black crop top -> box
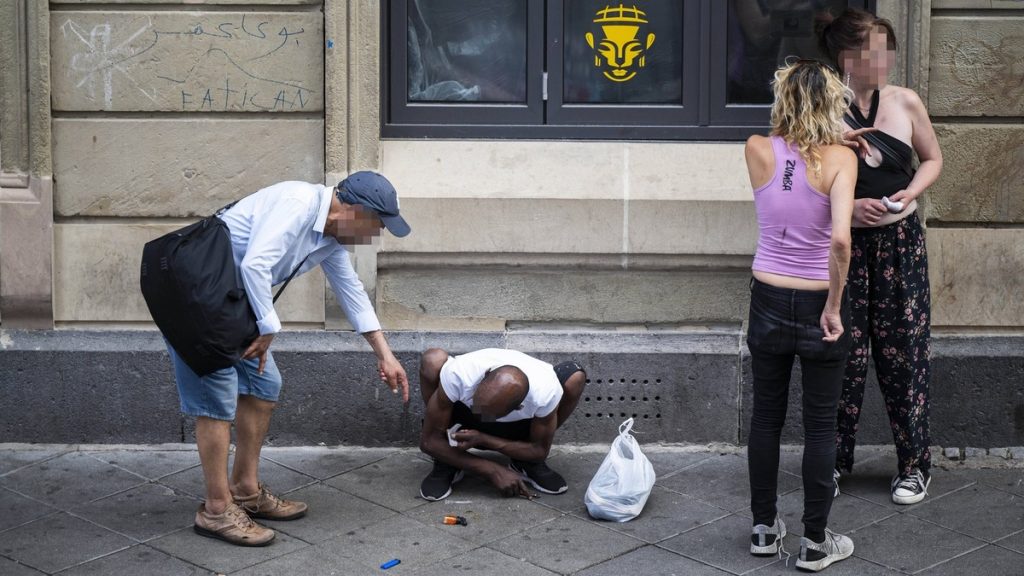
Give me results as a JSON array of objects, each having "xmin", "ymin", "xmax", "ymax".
[{"xmin": 849, "ymin": 90, "xmax": 915, "ymax": 200}]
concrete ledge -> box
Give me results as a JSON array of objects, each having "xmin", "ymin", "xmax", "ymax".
[
  {"xmin": 377, "ymin": 266, "xmax": 754, "ymax": 329},
  {"xmin": 382, "ymin": 198, "xmax": 758, "ymax": 256},
  {"xmin": 1, "ymin": 330, "xmax": 1021, "ymax": 447}
]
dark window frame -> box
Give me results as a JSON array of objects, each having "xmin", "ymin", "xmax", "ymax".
[
  {"xmin": 382, "ymin": 0, "xmax": 876, "ymax": 141},
  {"xmin": 387, "ymin": 0, "xmax": 546, "ymax": 126}
]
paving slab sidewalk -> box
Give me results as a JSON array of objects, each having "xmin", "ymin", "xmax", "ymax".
[{"xmin": 1, "ymin": 444, "xmax": 1022, "ymax": 575}]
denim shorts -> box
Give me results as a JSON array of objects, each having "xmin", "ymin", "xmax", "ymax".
[{"xmin": 165, "ymin": 341, "xmax": 282, "ymax": 421}]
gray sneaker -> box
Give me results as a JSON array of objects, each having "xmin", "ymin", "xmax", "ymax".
[
  {"xmin": 750, "ymin": 517, "xmax": 787, "ymax": 556},
  {"xmin": 796, "ymin": 528, "xmax": 854, "ymax": 572}
]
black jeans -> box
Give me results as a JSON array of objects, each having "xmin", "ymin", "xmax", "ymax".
[{"xmin": 747, "ymin": 278, "xmax": 850, "ymax": 541}]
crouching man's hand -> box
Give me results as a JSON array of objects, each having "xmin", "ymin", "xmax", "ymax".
[
  {"xmin": 451, "ymin": 429, "xmax": 485, "ymax": 451},
  {"xmin": 490, "ymin": 466, "xmax": 532, "ymax": 499}
]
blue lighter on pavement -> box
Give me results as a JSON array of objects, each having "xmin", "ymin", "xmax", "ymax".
[{"xmin": 381, "ymin": 559, "xmax": 401, "ymax": 570}]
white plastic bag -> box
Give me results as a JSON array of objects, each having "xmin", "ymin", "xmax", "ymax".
[{"xmin": 584, "ymin": 418, "xmax": 656, "ymax": 522}]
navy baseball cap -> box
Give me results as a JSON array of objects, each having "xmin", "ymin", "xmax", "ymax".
[{"xmin": 335, "ymin": 171, "xmax": 411, "ymax": 238}]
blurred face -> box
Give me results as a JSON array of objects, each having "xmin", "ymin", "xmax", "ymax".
[
  {"xmin": 471, "ymin": 371, "xmax": 524, "ymax": 421},
  {"xmin": 469, "ymin": 395, "xmax": 503, "ymax": 422},
  {"xmin": 333, "ymin": 204, "xmax": 384, "ymax": 246},
  {"xmin": 840, "ymin": 27, "xmax": 895, "ymax": 88}
]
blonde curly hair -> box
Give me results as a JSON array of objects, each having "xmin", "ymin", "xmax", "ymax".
[{"xmin": 769, "ymin": 60, "xmax": 851, "ymax": 174}]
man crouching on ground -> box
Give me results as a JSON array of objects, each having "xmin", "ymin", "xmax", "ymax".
[{"xmin": 418, "ymin": 348, "xmax": 586, "ymax": 500}]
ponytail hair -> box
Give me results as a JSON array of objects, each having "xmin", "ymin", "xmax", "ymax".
[{"xmin": 816, "ymin": 8, "xmax": 898, "ymax": 73}]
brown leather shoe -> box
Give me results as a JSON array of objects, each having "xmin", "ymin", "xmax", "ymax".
[
  {"xmin": 234, "ymin": 483, "xmax": 308, "ymax": 521},
  {"xmin": 193, "ymin": 502, "xmax": 275, "ymax": 547}
]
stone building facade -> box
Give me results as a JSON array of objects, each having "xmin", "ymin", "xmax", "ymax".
[{"xmin": 0, "ymin": 0, "xmax": 1021, "ymax": 447}]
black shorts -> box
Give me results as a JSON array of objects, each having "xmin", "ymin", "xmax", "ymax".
[{"xmin": 450, "ymin": 360, "xmax": 584, "ymax": 442}]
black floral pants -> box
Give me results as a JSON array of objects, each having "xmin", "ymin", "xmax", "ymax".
[{"xmin": 836, "ymin": 212, "xmax": 931, "ymax": 476}]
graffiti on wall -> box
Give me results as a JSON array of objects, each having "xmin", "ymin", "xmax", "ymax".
[
  {"xmin": 931, "ymin": 25, "xmax": 1024, "ymax": 116},
  {"xmin": 56, "ymin": 13, "xmax": 322, "ymax": 112}
]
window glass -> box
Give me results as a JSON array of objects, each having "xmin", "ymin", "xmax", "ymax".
[
  {"xmin": 406, "ymin": 0, "xmax": 528, "ymax": 103},
  {"xmin": 727, "ymin": 0, "xmax": 848, "ymax": 105},
  {"xmin": 563, "ymin": 1, "xmax": 684, "ymax": 105}
]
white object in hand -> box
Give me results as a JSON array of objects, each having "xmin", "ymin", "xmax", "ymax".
[
  {"xmin": 447, "ymin": 423, "xmax": 462, "ymax": 447},
  {"xmin": 881, "ymin": 196, "xmax": 904, "ymax": 214}
]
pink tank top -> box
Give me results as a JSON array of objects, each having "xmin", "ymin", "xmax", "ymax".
[{"xmin": 751, "ymin": 136, "xmax": 832, "ymax": 281}]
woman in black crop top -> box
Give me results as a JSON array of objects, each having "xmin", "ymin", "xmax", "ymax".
[{"xmin": 820, "ymin": 8, "xmax": 943, "ymax": 507}]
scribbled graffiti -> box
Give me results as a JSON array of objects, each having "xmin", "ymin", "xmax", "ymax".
[
  {"xmin": 56, "ymin": 13, "xmax": 322, "ymax": 111},
  {"xmin": 940, "ymin": 34, "xmax": 1024, "ymax": 112}
]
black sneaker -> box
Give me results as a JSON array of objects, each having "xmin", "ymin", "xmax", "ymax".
[
  {"xmin": 419, "ymin": 461, "xmax": 464, "ymax": 501},
  {"xmin": 796, "ymin": 528, "xmax": 854, "ymax": 572},
  {"xmin": 750, "ymin": 517, "xmax": 787, "ymax": 556},
  {"xmin": 891, "ymin": 468, "xmax": 930, "ymax": 505},
  {"xmin": 509, "ymin": 460, "xmax": 567, "ymax": 495}
]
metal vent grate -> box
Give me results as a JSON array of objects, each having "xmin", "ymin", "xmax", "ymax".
[{"xmin": 580, "ymin": 377, "xmax": 663, "ymax": 420}]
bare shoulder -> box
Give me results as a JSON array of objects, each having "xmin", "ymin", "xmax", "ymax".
[
  {"xmin": 744, "ymin": 134, "xmax": 775, "ymax": 189},
  {"xmin": 818, "ymin": 145, "xmax": 856, "ymax": 194},
  {"xmin": 746, "ymin": 134, "xmax": 771, "ymax": 151},
  {"xmin": 745, "ymin": 134, "xmax": 772, "ymax": 160},
  {"xmin": 432, "ymin": 385, "xmax": 454, "ymax": 408},
  {"xmin": 822, "ymin": 143, "xmax": 857, "ymax": 166},
  {"xmin": 887, "ymin": 85, "xmax": 926, "ymax": 111}
]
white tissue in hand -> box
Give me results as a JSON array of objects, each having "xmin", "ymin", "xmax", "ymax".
[
  {"xmin": 881, "ymin": 196, "xmax": 904, "ymax": 214},
  {"xmin": 447, "ymin": 423, "xmax": 462, "ymax": 447}
]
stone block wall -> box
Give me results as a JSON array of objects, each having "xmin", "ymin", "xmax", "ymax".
[
  {"xmin": 30, "ymin": 0, "xmax": 1024, "ymax": 333},
  {"xmin": 47, "ymin": 0, "xmax": 326, "ymax": 326},
  {"xmin": 926, "ymin": 1, "xmax": 1024, "ymax": 328},
  {"xmin": 374, "ymin": 139, "xmax": 760, "ymax": 330}
]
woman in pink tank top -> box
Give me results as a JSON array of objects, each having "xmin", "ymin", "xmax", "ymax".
[{"xmin": 743, "ymin": 59, "xmax": 858, "ymax": 573}]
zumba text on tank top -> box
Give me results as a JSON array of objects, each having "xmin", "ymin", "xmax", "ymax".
[{"xmin": 751, "ymin": 136, "xmax": 833, "ymax": 281}]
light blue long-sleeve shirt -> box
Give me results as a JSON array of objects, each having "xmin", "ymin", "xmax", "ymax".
[{"xmin": 218, "ymin": 181, "xmax": 381, "ymax": 336}]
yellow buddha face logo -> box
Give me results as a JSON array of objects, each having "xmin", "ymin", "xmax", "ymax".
[{"xmin": 585, "ymin": 4, "xmax": 656, "ymax": 83}]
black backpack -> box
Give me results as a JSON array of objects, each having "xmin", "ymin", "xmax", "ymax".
[{"xmin": 140, "ymin": 205, "xmax": 305, "ymax": 376}]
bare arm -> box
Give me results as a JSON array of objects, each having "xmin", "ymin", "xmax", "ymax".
[
  {"xmin": 891, "ymin": 89, "xmax": 943, "ymax": 204},
  {"xmin": 744, "ymin": 134, "xmax": 774, "ymax": 191},
  {"xmin": 452, "ymin": 412, "xmax": 556, "ymax": 463},
  {"xmin": 822, "ymin": 146, "xmax": 857, "ymax": 341},
  {"xmin": 362, "ymin": 330, "xmax": 409, "ymax": 402}
]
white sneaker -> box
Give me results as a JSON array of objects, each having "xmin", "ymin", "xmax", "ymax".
[
  {"xmin": 833, "ymin": 468, "xmax": 841, "ymax": 498},
  {"xmin": 750, "ymin": 517, "xmax": 787, "ymax": 556},
  {"xmin": 891, "ymin": 469, "xmax": 930, "ymax": 505},
  {"xmin": 796, "ymin": 528, "xmax": 854, "ymax": 572}
]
